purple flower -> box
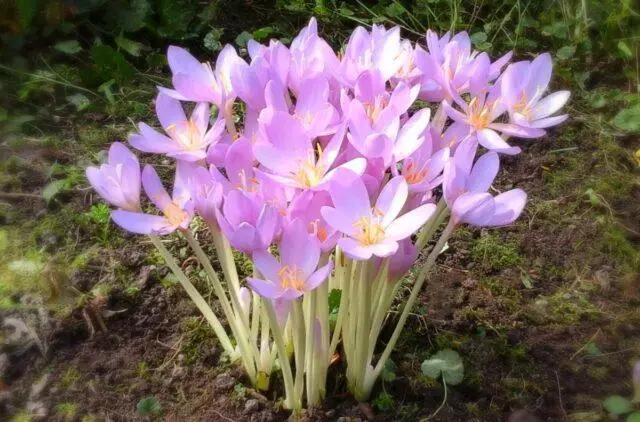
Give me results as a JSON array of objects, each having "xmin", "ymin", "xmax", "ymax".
[
  {"xmin": 339, "ymin": 25, "xmax": 403, "ymax": 85},
  {"xmin": 386, "ymin": 238, "xmax": 418, "ymax": 283},
  {"xmin": 443, "ymin": 138, "xmax": 526, "ymax": 227},
  {"xmin": 214, "ymin": 189, "xmax": 279, "ymax": 253},
  {"xmin": 111, "ymin": 164, "xmax": 193, "ymax": 235},
  {"xmin": 129, "ymin": 93, "xmax": 225, "ymax": 162},
  {"xmin": 86, "ymin": 142, "xmax": 141, "ymax": 212},
  {"xmin": 321, "ymin": 171, "xmax": 436, "ymax": 260},
  {"xmin": 288, "ymin": 190, "xmax": 339, "ymax": 252},
  {"xmin": 400, "ymin": 128, "xmax": 450, "ymax": 194},
  {"xmin": 255, "ymin": 110, "xmax": 365, "ymax": 190},
  {"xmin": 161, "ymin": 45, "xmax": 242, "ymax": 106},
  {"xmin": 442, "ymin": 82, "xmax": 545, "ymax": 155},
  {"xmin": 501, "ymin": 53, "xmax": 570, "ymax": 129},
  {"xmin": 247, "ymin": 219, "xmax": 333, "ymax": 301},
  {"xmin": 179, "ymin": 162, "xmax": 223, "ymax": 224}
]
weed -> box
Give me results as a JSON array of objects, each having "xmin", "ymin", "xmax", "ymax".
[
  {"xmin": 471, "ymin": 233, "xmax": 524, "ymax": 272},
  {"xmin": 59, "ymin": 367, "xmax": 81, "ymax": 389},
  {"xmin": 55, "ymin": 402, "xmax": 78, "ymax": 421}
]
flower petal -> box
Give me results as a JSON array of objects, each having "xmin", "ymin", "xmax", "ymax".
[{"xmin": 385, "ymin": 203, "xmax": 436, "ymax": 241}]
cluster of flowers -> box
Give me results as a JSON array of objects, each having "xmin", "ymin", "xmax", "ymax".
[{"xmin": 87, "ymin": 18, "xmax": 568, "ymax": 408}]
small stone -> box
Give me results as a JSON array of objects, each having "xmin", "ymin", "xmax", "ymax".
[
  {"xmin": 251, "ymin": 409, "xmax": 276, "ymax": 422},
  {"xmin": 325, "ymin": 409, "xmax": 336, "ymax": 418},
  {"xmin": 214, "ymin": 372, "xmax": 236, "ymax": 392},
  {"xmin": 244, "ymin": 399, "xmax": 261, "ymax": 414},
  {"xmin": 136, "ymin": 266, "xmax": 155, "ymax": 289},
  {"xmin": 508, "ymin": 410, "xmax": 541, "ymax": 422}
]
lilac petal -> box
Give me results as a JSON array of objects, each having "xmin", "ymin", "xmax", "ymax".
[
  {"xmin": 157, "ymin": 86, "xmax": 190, "ymax": 101},
  {"xmin": 233, "ymin": 223, "xmax": 259, "ymax": 252},
  {"xmin": 111, "ymin": 210, "xmax": 173, "ymax": 235},
  {"xmin": 376, "ymin": 176, "xmax": 409, "ymax": 227},
  {"xmin": 442, "ymin": 100, "xmax": 467, "ymax": 123},
  {"xmin": 527, "ymin": 114, "xmax": 568, "ymax": 129},
  {"xmin": 253, "ymin": 143, "xmax": 300, "ymax": 175},
  {"xmin": 394, "ymin": 108, "xmax": 431, "ymax": 161},
  {"xmin": 166, "ymin": 150, "xmax": 208, "ymax": 162},
  {"xmin": 191, "ymin": 102, "xmax": 210, "ymax": 135},
  {"xmin": 327, "ymin": 170, "xmax": 371, "ymax": 220},
  {"xmin": 486, "ymin": 188, "xmax": 527, "ymax": 226},
  {"xmin": 531, "ymin": 91, "xmax": 570, "ymax": 120},
  {"xmin": 526, "ymin": 53, "xmax": 552, "ymax": 99},
  {"xmin": 223, "ymin": 190, "xmax": 256, "ymax": 226},
  {"xmin": 452, "ymin": 192, "xmax": 494, "ymax": 226},
  {"xmin": 467, "ymin": 152, "xmax": 499, "ymax": 193},
  {"xmin": 369, "ymin": 240, "xmax": 399, "ymax": 258},
  {"xmin": 129, "ymin": 123, "xmax": 180, "ymax": 154},
  {"xmin": 167, "ymin": 46, "xmax": 205, "ymax": 77},
  {"xmin": 320, "ymin": 206, "xmax": 358, "ymax": 237},
  {"xmin": 109, "ymin": 141, "xmax": 138, "ymax": 165},
  {"xmin": 259, "ymin": 109, "xmax": 310, "ymax": 150},
  {"xmin": 338, "ymin": 237, "xmax": 374, "ymax": 261},
  {"xmin": 141, "ymin": 165, "xmax": 172, "ymax": 211},
  {"xmin": 488, "ymin": 123, "xmax": 545, "ymax": 139},
  {"xmin": 321, "ymin": 158, "xmax": 367, "ymax": 188},
  {"xmin": 501, "ymin": 61, "xmax": 530, "ymax": 106},
  {"xmin": 453, "ymin": 136, "xmax": 479, "ymax": 174},
  {"xmin": 173, "ymin": 73, "xmax": 220, "ymax": 104},
  {"xmin": 280, "ymin": 219, "xmax": 320, "ymax": 278},
  {"xmin": 252, "ymin": 251, "xmax": 282, "ymax": 283},
  {"xmin": 265, "ymin": 80, "xmax": 288, "ymax": 111},
  {"xmin": 156, "ymin": 93, "xmax": 187, "ymax": 130},
  {"xmin": 316, "ymin": 123, "xmax": 346, "ymax": 170},
  {"xmin": 272, "ymin": 298, "xmax": 291, "ymax": 327},
  {"xmin": 468, "ymin": 53, "xmax": 490, "ymax": 96},
  {"xmin": 477, "ymin": 129, "xmax": 517, "ymax": 152},
  {"xmin": 304, "ymin": 262, "xmax": 333, "ymax": 292},
  {"xmin": 489, "ymin": 51, "xmax": 513, "ymax": 80},
  {"xmin": 385, "ymin": 203, "xmax": 436, "ymax": 241},
  {"xmin": 355, "ymin": 69, "xmax": 385, "ymax": 103},
  {"xmin": 256, "ymin": 205, "xmax": 279, "ymax": 248},
  {"xmin": 247, "ymin": 277, "xmax": 281, "ymax": 299}
]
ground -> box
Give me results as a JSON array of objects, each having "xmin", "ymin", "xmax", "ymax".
[{"xmin": 0, "ymin": 2, "xmax": 639, "ymax": 421}]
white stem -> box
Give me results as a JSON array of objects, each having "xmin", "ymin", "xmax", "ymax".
[{"xmin": 264, "ymin": 300, "xmax": 297, "ymax": 409}]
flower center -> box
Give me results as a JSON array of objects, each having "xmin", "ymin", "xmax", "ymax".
[
  {"xmin": 353, "ymin": 213, "xmax": 385, "ymax": 246},
  {"xmin": 404, "ymin": 161, "xmax": 428, "ymax": 185},
  {"xmin": 235, "ymin": 169, "xmax": 260, "ymax": 192},
  {"xmin": 364, "ymin": 96, "xmax": 388, "ymax": 123},
  {"xmin": 167, "ymin": 120, "xmax": 202, "ymax": 150},
  {"xmin": 467, "ymin": 97, "xmax": 492, "ymax": 129},
  {"xmin": 309, "ymin": 220, "xmax": 328, "ymax": 243},
  {"xmin": 278, "ymin": 265, "xmax": 305, "ymax": 291},
  {"xmin": 163, "ymin": 203, "xmax": 188, "ymax": 227}
]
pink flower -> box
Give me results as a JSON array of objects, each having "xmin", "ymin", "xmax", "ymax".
[
  {"xmin": 111, "ymin": 164, "xmax": 193, "ymax": 235},
  {"xmin": 129, "ymin": 93, "xmax": 225, "ymax": 162},
  {"xmin": 86, "ymin": 142, "xmax": 141, "ymax": 212},
  {"xmin": 321, "ymin": 171, "xmax": 436, "ymax": 260},
  {"xmin": 247, "ymin": 219, "xmax": 333, "ymax": 300}
]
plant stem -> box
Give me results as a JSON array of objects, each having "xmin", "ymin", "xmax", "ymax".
[
  {"xmin": 181, "ymin": 230, "xmax": 258, "ymax": 380},
  {"xmin": 264, "ymin": 300, "xmax": 296, "ymax": 409},
  {"xmin": 417, "ymin": 198, "xmax": 449, "ymax": 251},
  {"xmin": 364, "ymin": 219, "xmax": 455, "ymax": 398},
  {"xmin": 304, "ymin": 290, "xmax": 317, "ymax": 406},
  {"xmin": 149, "ymin": 236, "xmax": 236, "ymax": 358},
  {"xmin": 291, "ymin": 299, "xmax": 306, "ymax": 405}
]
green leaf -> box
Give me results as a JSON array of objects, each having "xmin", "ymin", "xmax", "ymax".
[
  {"xmin": 585, "ymin": 342, "xmax": 601, "ymax": 356},
  {"xmin": 115, "ymin": 36, "xmax": 145, "ymax": 57},
  {"xmin": 381, "ymin": 359, "xmax": 397, "ymax": 382},
  {"xmin": 328, "ymin": 289, "xmax": 342, "ymax": 313},
  {"xmin": 385, "ymin": 3, "xmax": 405, "ymax": 18},
  {"xmin": 372, "ymin": 391, "xmax": 394, "ymax": 412},
  {"xmin": 252, "ymin": 27, "xmax": 275, "ymax": 41},
  {"xmin": 470, "ymin": 32, "xmax": 488, "ymax": 46},
  {"xmin": 339, "ymin": 5, "xmax": 354, "ymax": 16},
  {"xmin": 204, "ymin": 28, "xmax": 224, "ymax": 52},
  {"xmin": 627, "ymin": 412, "xmax": 640, "ymax": 422},
  {"xmin": 556, "ymin": 45, "xmax": 576, "ymax": 60},
  {"xmin": 235, "ymin": 31, "xmax": 252, "ymax": 48},
  {"xmin": 98, "ymin": 79, "xmax": 117, "ymax": 105},
  {"xmin": 17, "ymin": 0, "xmax": 39, "ymax": 30},
  {"xmin": 614, "ymin": 105, "xmax": 640, "ymax": 132},
  {"xmin": 43, "ymin": 180, "xmax": 66, "ymax": 203},
  {"xmin": 137, "ymin": 397, "xmax": 161, "ymax": 416},
  {"xmin": 421, "ymin": 349, "xmax": 464, "ymax": 385},
  {"xmin": 618, "ymin": 41, "xmax": 633, "ymax": 60},
  {"xmin": 603, "ymin": 395, "xmax": 633, "ymax": 415},
  {"xmin": 90, "ymin": 44, "xmax": 136, "ymax": 83},
  {"xmin": 66, "ymin": 94, "xmax": 91, "ymax": 111},
  {"xmin": 55, "ymin": 40, "xmax": 82, "ymax": 55}
]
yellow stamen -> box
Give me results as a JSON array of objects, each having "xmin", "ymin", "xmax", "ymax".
[
  {"xmin": 167, "ymin": 119, "xmax": 202, "ymax": 150},
  {"xmin": 353, "ymin": 216, "xmax": 385, "ymax": 246},
  {"xmin": 163, "ymin": 203, "xmax": 187, "ymax": 226},
  {"xmin": 278, "ymin": 265, "xmax": 305, "ymax": 291}
]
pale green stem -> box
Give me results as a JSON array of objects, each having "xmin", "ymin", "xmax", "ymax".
[
  {"xmin": 328, "ymin": 253, "xmax": 349, "ymax": 360},
  {"xmin": 291, "ymin": 299, "xmax": 306, "ymax": 405},
  {"xmin": 304, "ymin": 290, "xmax": 317, "ymax": 406},
  {"xmin": 149, "ymin": 236, "xmax": 236, "ymax": 359},
  {"xmin": 209, "ymin": 224, "xmax": 245, "ymax": 324},
  {"xmin": 181, "ymin": 230, "xmax": 258, "ymax": 380},
  {"xmin": 315, "ymin": 273, "xmax": 330, "ymax": 403},
  {"xmin": 364, "ymin": 220, "xmax": 456, "ymax": 398},
  {"xmin": 264, "ymin": 300, "xmax": 296, "ymax": 409}
]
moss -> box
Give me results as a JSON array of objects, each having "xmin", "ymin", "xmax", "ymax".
[
  {"xmin": 471, "ymin": 233, "xmax": 524, "ymax": 272},
  {"xmin": 181, "ymin": 316, "xmax": 218, "ymax": 365},
  {"xmin": 546, "ymin": 291, "xmax": 600, "ymax": 324},
  {"xmin": 59, "ymin": 367, "xmax": 81, "ymax": 389},
  {"xmin": 10, "ymin": 411, "xmax": 32, "ymax": 422},
  {"xmin": 586, "ymin": 366, "xmax": 609, "ymax": 381},
  {"xmin": 55, "ymin": 402, "xmax": 78, "ymax": 421},
  {"xmin": 600, "ymin": 223, "xmax": 640, "ymax": 273}
]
